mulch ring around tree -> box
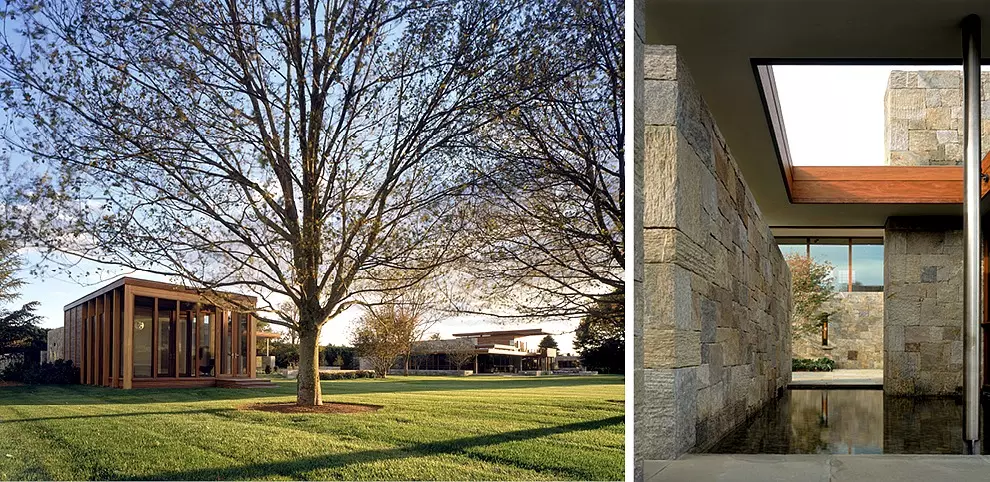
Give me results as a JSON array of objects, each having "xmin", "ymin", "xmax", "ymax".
[{"xmin": 240, "ymin": 401, "xmax": 383, "ymax": 414}]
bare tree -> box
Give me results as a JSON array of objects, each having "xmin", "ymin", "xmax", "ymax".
[
  {"xmin": 0, "ymin": 0, "xmax": 542, "ymax": 404},
  {"xmin": 445, "ymin": 340, "xmax": 477, "ymax": 372},
  {"xmin": 462, "ymin": 0, "xmax": 624, "ymax": 320}
]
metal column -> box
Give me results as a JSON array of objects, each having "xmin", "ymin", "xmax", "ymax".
[{"xmin": 963, "ymin": 13, "xmax": 982, "ymax": 456}]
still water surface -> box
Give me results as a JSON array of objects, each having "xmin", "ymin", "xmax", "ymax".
[{"xmin": 707, "ymin": 389, "xmax": 982, "ymax": 454}]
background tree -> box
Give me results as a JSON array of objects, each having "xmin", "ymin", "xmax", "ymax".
[
  {"xmin": 351, "ymin": 303, "xmax": 423, "ymax": 378},
  {"xmin": 538, "ymin": 335, "xmax": 558, "ymax": 350},
  {"xmin": 785, "ymin": 254, "xmax": 835, "ymax": 341},
  {"xmin": 0, "ymin": 301, "xmax": 45, "ymax": 361},
  {"xmin": 323, "ymin": 344, "xmax": 356, "ymax": 369},
  {"xmin": 463, "ymin": 0, "xmax": 623, "ymax": 319},
  {"xmin": 444, "ymin": 340, "xmax": 477, "ymax": 371},
  {"xmin": 0, "ymin": 240, "xmax": 45, "ymax": 363},
  {"xmin": 0, "ymin": 0, "xmax": 543, "ymax": 405},
  {"xmin": 573, "ymin": 290, "xmax": 622, "ymax": 373}
]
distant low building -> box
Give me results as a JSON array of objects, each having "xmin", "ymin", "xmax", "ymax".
[{"xmin": 388, "ymin": 328, "xmax": 560, "ymax": 375}]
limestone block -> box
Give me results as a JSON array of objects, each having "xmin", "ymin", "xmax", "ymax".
[
  {"xmin": 909, "ymin": 130, "xmax": 938, "ymax": 152},
  {"xmin": 917, "ymin": 71, "xmax": 961, "ymax": 89},
  {"xmin": 700, "ymin": 297, "xmax": 717, "ymax": 344},
  {"xmin": 642, "ymin": 263, "xmax": 694, "ymax": 331},
  {"xmin": 888, "ymin": 150, "xmax": 925, "ymax": 166},
  {"xmin": 944, "ymin": 143, "xmax": 963, "ymax": 162},
  {"xmin": 926, "ymin": 108, "xmax": 954, "ymax": 130},
  {"xmin": 887, "ymin": 121, "xmax": 909, "ymax": 150},
  {"xmin": 888, "ymin": 71, "xmax": 908, "ymax": 89},
  {"xmin": 644, "ymin": 80, "xmax": 677, "ymax": 125},
  {"xmin": 906, "ymin": 232, "xmax": 944, "ymax": 254},
  {"xmin": 643, "ymin": 126, "xmax": 677, "ymax": 228},
  {"xmin": 887, "ymin": 88, "xmax": 925, "ymax": 120},
  {"xmin": 673, "ymin": 367, "xmax": 698, "ymax": 450},
  {"xmin": 643, "ymin": 228, "xmax": 715, "ymax": 278},
  {"xmin": 904, "ymin": 325, "xmax": 932, "ymax": 344},
  {"xmin": 636, "ymin": 368, "xmax": 678, "ymax": 460},
  {"xmin": 643, "ymin": 45, "xmax": 677, "ymax": 80},
  {"xmin": 935, "ymin": 129, "xmax": 958, "ymax": 144}
]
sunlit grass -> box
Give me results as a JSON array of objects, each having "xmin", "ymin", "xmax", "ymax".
[{"xmin": 0, "ymin": 375, "xmax": 624, "ymax": 480}]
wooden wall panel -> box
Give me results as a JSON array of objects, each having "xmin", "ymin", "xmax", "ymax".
[
  {"xmin": 103, "ymin": 293, "xmax": 110, "ymax": 387},
  {"xmin": 791, "ymin": 166, "xmax": 963, "ymax": 203},
  {"xmin": 249, "ymin": 314, "xmax": 256, "ymax": 379},
  {"xmin": 111, "ymin": 290, "xmax": 120, "ymax": 388},
  {"xmin": 123, "ymin": 286, "xmax": 134, "ymax": 389},
  {"xmin": 789, "ymin": 152, "xmax": 990, "ymax": 204}
]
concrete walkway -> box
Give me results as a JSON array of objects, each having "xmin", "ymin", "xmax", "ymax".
[
  {"xmin": 645, "ymin": 455, "xmax": 990, "ymax": 481},
  {"xmin": 788, "ymin": 369, "xmax": 883, "ymax": 389}
]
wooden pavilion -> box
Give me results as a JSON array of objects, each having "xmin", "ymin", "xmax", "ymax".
[{"xmin": 62, "ymin": 277, "xmax": 265, "ymax": 389}]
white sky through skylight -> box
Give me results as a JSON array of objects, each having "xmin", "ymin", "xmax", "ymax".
[{"xmin": 773, "ymin": 64, "xmax": 980, "ymax": 166}]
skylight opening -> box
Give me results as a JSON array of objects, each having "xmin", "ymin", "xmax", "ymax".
[{"xmin": 765, "ymin": 63, "xmax": 990, "ymax": 167}]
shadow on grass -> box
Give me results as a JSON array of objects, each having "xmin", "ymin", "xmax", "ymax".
[
  {"xmin": 0, "ymin": 408, "xmax": 235, "ymax": 424},
  {"xmin": 318, "ymin": 375, "xmax": 625, "ymax": 396},
  {"xmin": 0, "ymin": 384, "xmax": 292, "ymax": 405},
  {"xmin": 136, "ymin": 415, "xmax": 624, "ymax": 481},
  {"xmin": 0, "ymin": 376, "xmax": 623, "ymax": 405}
]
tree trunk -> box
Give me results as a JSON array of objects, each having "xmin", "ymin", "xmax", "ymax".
[
  {"xmin": 296, "ymin": 328, "xmax": 322, "ymax": 406},
  {"xmin": 404, "ymin": 352, "xmax": 409, "ymax": 376}
]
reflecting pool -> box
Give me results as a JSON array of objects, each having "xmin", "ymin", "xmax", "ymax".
[{"xmin": 706, "ymin": 389, "xmax": 982, "ymax": 454}]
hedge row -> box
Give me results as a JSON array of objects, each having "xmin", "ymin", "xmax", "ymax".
[
  {"xmin": 0, "ymin": 360, "xmax": 79, "ymax": 384},
  {"xmin": 792, "ymin": 357, "xmax": 835, "ymax": 372},
  {"xmin": 318, "ymin": 370, "xmax": 377, "ymax": 380}
]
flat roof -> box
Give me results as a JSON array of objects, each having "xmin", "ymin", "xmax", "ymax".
[
  {"xmin": 63, "ymin": 276, "xmax": 257, "ymax": 311},
  {"xmin": 451, "ymin": 328, "xmax": 551, "ymax": 338},
  {"xmin": 645, "ymin": 0, "xmax": 990, "ymax": 226}
]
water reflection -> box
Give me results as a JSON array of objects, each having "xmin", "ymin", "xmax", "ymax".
[{"xmin": 707, "ymin": 389, "xmax": 978, "ymax": 454}]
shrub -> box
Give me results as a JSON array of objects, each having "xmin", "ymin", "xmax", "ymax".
[
  {"xmin": 319, "ymin": 370, "xmax": 376, "ymax": 380},
  {"xmin": 792, "ymin": 357, "xmax": 835, "ymax": 372},
  {"xmin": 1, "ymin": 360, "xmax": 79, "ymax": 384}
]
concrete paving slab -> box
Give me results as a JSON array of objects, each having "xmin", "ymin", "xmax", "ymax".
[
  {"xmin": 829, "ymin": 455, "xmax": 990, "ymax": 481},
  {"xmin": 647, "ymin": 454, "xmax": 830, "ymax": 482},
  {"xmin": 642, "ymin": 460, "xmax": 670, "ymax": 481},
  {"xmin": 789, "ymin": 369, "xmax": 883, "ymax": 389},
  {"xmin": 647, "ymin": 454, "xmax": 990, "ymax": 481}
]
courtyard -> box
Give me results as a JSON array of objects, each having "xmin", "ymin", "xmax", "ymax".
[{"xmin": 0, "ymin": 375, "xmax": 623, "ymax": 481}]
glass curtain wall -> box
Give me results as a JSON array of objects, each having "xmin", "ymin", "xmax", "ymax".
[
  {"xmin": 198, "ymin": 307, "xmax": 215, "ymax": 376},
  {"xmin": 157, "ymin": 299, "xmax": 176, "ymax": 377},
  {"xmin": 776, "ymin": 237, "xmax": 884, "ymax": 292},
  {"xmin": 133, "ymin": 296, "xmax": 154, "ymax": 377},
  {"xmin": 131, "ymin": 295, "xmax": 245, "ymax": 379}
]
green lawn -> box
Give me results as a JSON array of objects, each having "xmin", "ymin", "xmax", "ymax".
[{"xmin": 0, "ymin": 375, "xmax": 624, "ymax": 481}]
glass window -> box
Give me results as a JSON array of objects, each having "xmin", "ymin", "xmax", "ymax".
[
  {"xmin": 158, "ymin": 299, "xmax": 176, "ymax": 377},
  {"xmin": 222, "ymin": 312, "xmax": 232, "ymax": 375},
  {"xmin": 238, "ymin": 313, "xmax": 249, "ymax": 375},
  {"xmin": 852, "ymin": 243, "xmax": 884, "ymax": 292},
  {"xmin": 779, "ymin": 244, "xmax": 807, "ymax": 259},
  {"xmin": 809, "ymin": 239, "xmax": 849, "ymax": 292},
  {"xmin": 179, "ymin": 302, "xmax": 195, "ymax": 377},
  {"xmin": 133, "ymin": 296, "xmax": 154, "ymax": 378},
  {"xmin": 198, "ymin": 307, "xmax": 215, "ymax": 376}
]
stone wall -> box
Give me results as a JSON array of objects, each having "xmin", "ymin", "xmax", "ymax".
[
  {"xmin": 883, "ymin": 217, "xmax": 963, "ymax": 395},
  {"xmin": 884, "ymin": 70, "xmax": 990, "ymax": 166},
  {"xmin": 792, "ymin": 292, "xmax": 884, "ymax": 369},
  {"xmin": 47, "ymin": 326, "xmax": 64, "ymax": 362},
  {"xmin": 635, "ymin": 44, "xmax": 792, "ymax": 463}
]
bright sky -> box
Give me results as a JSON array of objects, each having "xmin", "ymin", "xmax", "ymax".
[
  {"xmin": 774, "ymin": 64, "xmax": 974, "ymax": 166},
  {"xmin": 17, "ymin": 254, "xmax": 580, "ymax": 355}
]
